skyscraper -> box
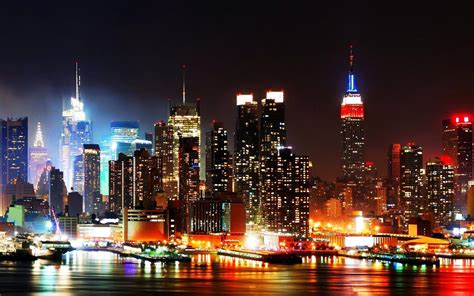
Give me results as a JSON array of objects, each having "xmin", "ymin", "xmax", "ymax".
[
  {"xmin": 154, "ymin": 121, "xmax": 176, "ymax": 200},
  {"xmin": 49, "ymin": 167, "xmax": 66, "ymax": 214},
  {"xmin": 60, "ymin": 63, "xmax": 92, "ymax": 188},
  {"xmin": 108, "ymin": 149, "xmax": 160, "ymax": 213},
  {"xmin": 28, "ymin": 122, "xmax": 48, "ymax": 190},
  {"xmin": 261, "ymin": 147, "xmax": 310, "ymax": 236},
  {"xmin": 341, "ymin": 47, "xmax": 365, "ymax": 183},
  {"xmin": 83, "ymin": 144, "xmax": 101, "ymax": 214},
  {"xmin": 387, "ymin": 144, "xmax": 401, "ymax": 210},
  {"xmin": 234, "ymin": 94, "xmax": 260, "ymax": 227},
  {"xmin": 442, "ymin": 115, "xmax": 472, "ymax": 214},
  {"xmin": 178, "ymin": 137, "xmax": 200, "ymax": 234},
  {"xmin": 0, "ymin": 117, "xmax": 29, "ymax": 189},
  {"xmin": 110, "ymin": 121, "xmax": 140, "ymax": 159},
  {"xmin": 340, "ymin": 47, "xmax": 366, "ymax": 212},
  {"xmin": 426, "ymin": 158, "xmax": 454, "ymax": 227},
  {"xmin": 400, "ymin": 143, "xmax": 423, "ymax": 229},
  {"xmin": 205, "ymin": 121, "xmax": 229, "ymax": 196},
  {"xmin": 259, "ymin": 91, "xmax": 286, "ymax": 227}
]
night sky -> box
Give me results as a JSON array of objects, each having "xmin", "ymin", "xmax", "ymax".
[{"xmin": 0, "ymin": 1, "xmax": 474, "ymax": 180}]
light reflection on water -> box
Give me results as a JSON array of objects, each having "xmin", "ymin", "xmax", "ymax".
[{"xmin": 0, "ymin": 251, "xmax": 474, "ymax": 294}]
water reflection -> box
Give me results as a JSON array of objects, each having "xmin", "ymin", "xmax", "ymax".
[{"xmin": 0, "ymin": 251, "xmax": 474, "ymax": 294}]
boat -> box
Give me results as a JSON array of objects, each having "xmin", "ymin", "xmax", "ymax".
[
  {"xmin": 217, "ymin": 249, "xmax": 302, "ymax": 264},
  {"xmin": 34, "ymin": 240, "xmax": 74, "ymax": 260}
]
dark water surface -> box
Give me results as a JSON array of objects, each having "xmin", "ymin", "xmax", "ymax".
[{"xmin": 1, "ymin": 251, "xmax": 474, "ymax": 295}]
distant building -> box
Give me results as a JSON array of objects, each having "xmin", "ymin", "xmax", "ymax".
[
  {"xmin": 67, "ymin": 191, "xmax": 83, "ymax": 217},
  {"xmin": 442, "ymin": 115, "xmax": 472, "ymax": 215},
  {"xmin": 48, "ymin": 167, "xmax": 67, "ymax": 214},
  {"xmin": 205, "ymin": 121, "xmax": 230, "ymax": 196},
  {"xmin": 467, "ymin": 181, "xmax": 474, "ymax": 219},
  {"xmin": 0, "ymin": 117, "xmax": 29, "ymax": 186},
  {"xmin": 234, "ymin": 94, "xmax": 260, "ymax": 227},
  {"xmin": 58, "ymin": 216, "xmax": 78, "ymax": 239},
  {"xmin": 262, "ymin": 147, "xmax": 310, "ymax": 236},
  {"xmin": 400, "ymin": 143, "xmax": 423, "ymax": 230},
  {"xmin": 326, "ymin": 198, "xmax": 342, "ymax": 218},
  {"xmin": 426, "ymin": 158, "xmax": 454, "ymax": 227},
  {"xmin": 109, "ymin": 149, "xmax": 161, "ymax": 213},
  {"xmin": 28, "ymin": 122, "xmax": 48, "ymax": 190},
  {"xmin": 60, "ymin": 63, "xmax": 92, "ymax": 188},
  {"xmin": 340, "ymin": 47, "xmax": 365, "ymax": 210},
  {"xmin": 260, "ymin": 91, "xmax": 287, "ymax": 230},
  {"xmin": 110, "ymin": 121, "xmax": 140, "ymax": 158},
  {"xmin": 178, "ymin": 137, "xmax": 200, "ymax": 234},
  {"xmin": 154, "ymin": 121, "xmax": 176, "ymax": 200},
  {"xmin": 83, "ymin": 144, "xmax": 101, "ymax": 214}
]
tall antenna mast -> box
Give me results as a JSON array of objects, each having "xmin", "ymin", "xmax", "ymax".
[
  {"xmin": 75, "ymin": 61, "xmax": 81, "ymax": 101},
  {"xmin": 182, "ymin": 64, "xmax": 186, "ymax": 104}
]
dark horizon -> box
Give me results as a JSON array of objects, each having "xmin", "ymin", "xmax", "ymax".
[{"xmin": 1, "ymin": 1, "xmax": 474, "ymax": 181}]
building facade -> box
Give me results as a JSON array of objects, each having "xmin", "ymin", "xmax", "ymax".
[
  {"xmin": 426, "ymin": 158, "xmax": 454, "ymax": 227},
  {"xmin": 234, "ymin": 94, "xmax": 260, "ymax": 227},
  {"xmin": 28, "ymin": 122, "xmax": 48, "ymax": 190},
  {"xmin": 205, "ymin": 121, "xmax": 230, "ymax": 196}
]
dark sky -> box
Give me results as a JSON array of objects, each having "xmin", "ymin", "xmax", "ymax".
[{"xmin": 1, "ymin": 1, "xmax": 474, "ymax": 180}]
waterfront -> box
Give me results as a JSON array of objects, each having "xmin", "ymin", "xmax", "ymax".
[{"xmin": 1, "ymin": 251, "xmax": 474, "ymax": 294}]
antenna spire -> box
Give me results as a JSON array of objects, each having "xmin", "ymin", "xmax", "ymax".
[
  {"xmin": 75, "ymin": 61, "xmax": 81, "ymax": 101},
  {"xmin": 182, "ymin": 64, "xmax": 186, "ymax": 104},
  {"xmin": 349, "ymin": 44, "xmax": 354, "ymax": 73}
]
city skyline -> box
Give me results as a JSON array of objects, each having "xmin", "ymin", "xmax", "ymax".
[{"xmin": 1, "ymin": 2, "xmax": 474, "ymax": 181}]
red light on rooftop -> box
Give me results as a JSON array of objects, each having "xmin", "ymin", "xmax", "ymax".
[
  {"xmin": 440, "ymin": 154, "xmax": 454, "ymax": 165},
  {"xmin": 341, "ymin": 104, "xmax": 364, "ymax": 119},
  {"xmin": 365, "ymin": 161, "xmax": 374, "ymax": 166},
  {"xmin": 452, "ymin": 114, "xmax": 471, "ymax": 125}
]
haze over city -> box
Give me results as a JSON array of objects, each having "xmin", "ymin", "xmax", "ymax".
[{"xmin": 2, "ymin": 2, "xmax": 474, "ymax": 180}]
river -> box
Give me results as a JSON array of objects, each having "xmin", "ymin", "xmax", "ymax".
[{"xmin": 0, "ymin": 251, "xmax": 473, "ymax": 294}]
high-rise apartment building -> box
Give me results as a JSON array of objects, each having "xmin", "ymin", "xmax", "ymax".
[
  {"xmin": 205, "ymin": 121, "xmax": 229, "ymax": 196},
  {"xmin": 400, "ymin": 143, "xmax": 423, "ymax": 229},
  {"xmin": 426, "ymin": 158, "xmax": 454, "ymax": 227},
  {"xmin": 154, "ymin": 120, "xmax": 176, "ymax": 200},
  {"xmin": 442, "ymin": 115, "xmax": 472, "ymax": 214},
  {"xmin": 178, "ymin": 137, "xmax": 200, "ymax": 234},
  {"xmin": 261, "ymin": 147, "xmax": 310, "ymax": 236},
  {"xmin": 83, "ymin": 144, "xmax": 101, "ymax": 214},
  {"xmin": 234, "ymin": 94, "xmax": 260, "ymax": 227}
]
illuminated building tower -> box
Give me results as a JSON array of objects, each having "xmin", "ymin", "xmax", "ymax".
[
  {"xmin": 83, "ymin": 144, "xmax": 101, "ymax": 214},
  {"xmin": 99, "ymin": 137, "xmax": 111, "ymax": 196},
  {"xmin": 340, "ymin": 46, "xmax": 365, "ymax": 209},
  {"xmin": 442, "ymin": 115, "xmax": 472, "ymax": 214},
  {"xmin": 28, "ymin": 122, "xmax": 48, "ymax": 190},
  {"xmin": 260, "ymin": 91, "xmax": 286, "ymax": 227},
  {"xmin": 60, "ymin": 63, "xmax": 92, "ymax": 188},
  {"xmin": 0, "ymin": 117, "xmax": 28, "ymax": 187},
  {"xmin": 205, "ymin": 121, "xmax": 229, "ymax": 196},
  {"xmin": 72, "ymin": 155, "xmax": 84, "ymax": 195},
  {"xmin": 234, "ymin": 94, "xmax": 260, "ymax": 227},
  {"xmin": 426, "ymin": 157, "xmax": 454, "ymax": 227},
  {"xmin": 178, "ymin": 137, "xmax": 200, "ymax": 234},
  {"xmin": 400, "ymin": 143, "xmax": 423, "ymax": 229},
  {"xmin": 108, "ymin": 149, "xmax": 160, "ymax": 214},
  {"xmin": 387, "ymin": 144, "xmax": 401, "ymax": 210},
  {"xmin": 262, "ymin": 147, "xmax": 310, "ymax": 236},
  {"xmin": 48, "ymin": 167, "xmax": 67, "ymax": 214},
  {"xmin": 110, "ymin": 121, "xmax": 140, "ymax": 158},
  {"xmin": 154, "ymin": 121, "xmax": 176, "ymax": 200}
]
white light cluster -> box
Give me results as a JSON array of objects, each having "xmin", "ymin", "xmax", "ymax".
[
  {"xmin": 236, "ymin": 94, "xmax": 254, "ymax": 105},
  {"xmin": 266, "ymin": 91, "xmax": 284, "ymax": 103},
  {"xmin": 342, "ymin": 93, "xmax": 363, "ymax": 105}
]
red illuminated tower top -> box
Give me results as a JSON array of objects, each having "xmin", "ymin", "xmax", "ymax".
[{"xmin": 341, "ymin": 45, "xmax": 364, "ymax": 119}]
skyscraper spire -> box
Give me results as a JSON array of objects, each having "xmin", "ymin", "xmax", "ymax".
[
  {"xmin": 75, "ymin": 61, "xmax": 81, "ymax": 101},
  {"xmin": 347, "ymin": 45, "xmax": 358, "ymax": 93},
  {"xmin": 182, "ymin": 64, "xmax": 186, "ymax": 104},
  {"xmin": 34, "ymin": 122, "xmax": 44, "ymax": 148}
]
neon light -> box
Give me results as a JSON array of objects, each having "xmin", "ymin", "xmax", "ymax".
[{"xmin": 347, "ymin": 74, "xmax": 358, "ymax": 92}]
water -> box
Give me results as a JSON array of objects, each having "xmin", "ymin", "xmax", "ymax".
[{"xmin": 1, "ymin": 251, "xmax": 474, "ymax": 295}]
